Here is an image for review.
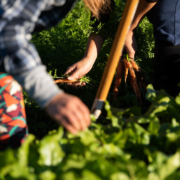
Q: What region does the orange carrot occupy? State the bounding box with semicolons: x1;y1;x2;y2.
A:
123;58;132;83
129;67;141;100
113;61;124;100
112;55;147;103
131;60;147;96
128;73;135;92
54;79;77;84
131;60;139;71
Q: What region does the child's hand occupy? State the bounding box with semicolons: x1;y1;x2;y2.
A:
45;93;91;134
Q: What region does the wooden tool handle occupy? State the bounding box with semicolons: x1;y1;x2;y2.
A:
91;0;140;119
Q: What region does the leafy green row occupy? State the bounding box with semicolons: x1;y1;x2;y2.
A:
1;85;180;180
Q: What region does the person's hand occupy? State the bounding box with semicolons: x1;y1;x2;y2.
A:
64;57;95;86
124;30;137;59
45;93;91;134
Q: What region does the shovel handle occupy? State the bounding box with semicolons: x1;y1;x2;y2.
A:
91;0;140;119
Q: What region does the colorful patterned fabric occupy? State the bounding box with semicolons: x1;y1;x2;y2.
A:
0;73;27;150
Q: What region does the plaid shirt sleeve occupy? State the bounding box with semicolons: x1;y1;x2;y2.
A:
0;0;75;75
0;0;76;108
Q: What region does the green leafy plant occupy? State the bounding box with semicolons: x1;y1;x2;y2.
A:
2;85;180;179
10;1;180;179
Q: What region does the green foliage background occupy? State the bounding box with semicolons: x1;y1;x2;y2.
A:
2;86;180;179
25;0;155;137
2;0;180;179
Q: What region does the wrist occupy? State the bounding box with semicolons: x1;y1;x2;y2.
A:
13;65;64;109
83;55;97;65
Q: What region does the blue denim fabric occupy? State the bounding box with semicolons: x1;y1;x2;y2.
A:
147;0;180;46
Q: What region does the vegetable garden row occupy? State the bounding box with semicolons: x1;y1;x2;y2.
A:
1;1;180;179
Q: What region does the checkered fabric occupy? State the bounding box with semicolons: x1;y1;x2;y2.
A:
0;0;76;74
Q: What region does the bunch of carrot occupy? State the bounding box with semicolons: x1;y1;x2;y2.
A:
54;75;92;86
113;54;146;102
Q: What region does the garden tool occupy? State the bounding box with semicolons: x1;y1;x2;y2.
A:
91;0;140;119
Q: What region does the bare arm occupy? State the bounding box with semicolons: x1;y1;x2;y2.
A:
65;33;104;80
66;0;158;80
84;33;104;60
131;0;157;30
125;0;158;58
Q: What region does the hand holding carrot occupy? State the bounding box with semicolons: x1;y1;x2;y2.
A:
64;34;104;84
65;57;95;80
113;54;146;102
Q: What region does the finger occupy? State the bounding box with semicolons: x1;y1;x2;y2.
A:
65;65;76;75
68;71;81;80
65;111;81;131
68;71;87;80
67;81;84;86
78;103;91;127
81;82;86;86
67;82;74;86
60;117;78;134
72;106;87;131
128;53;135;59
73;81;86;86
72;81;82;86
